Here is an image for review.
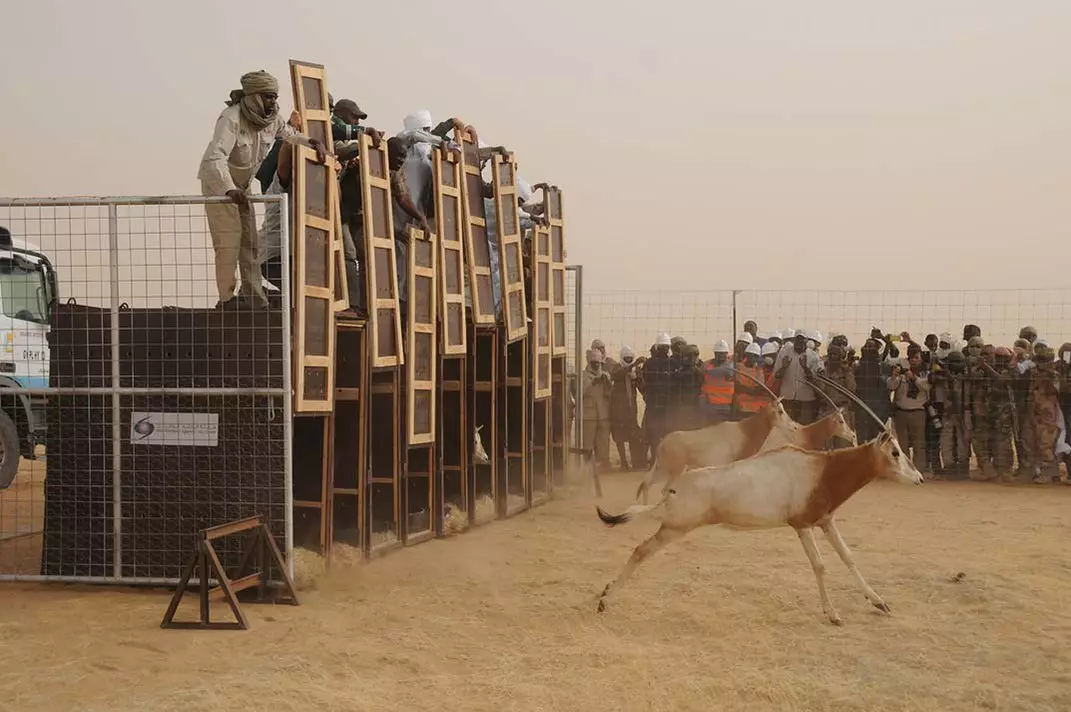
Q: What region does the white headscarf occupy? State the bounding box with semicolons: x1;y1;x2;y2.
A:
403;109;433;132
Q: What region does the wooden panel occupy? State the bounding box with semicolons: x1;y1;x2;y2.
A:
433;146;468;356
360;133;404;368
290;60;340;412
547;186;568;357
491;153;528;344
455;126;495;325
531;223;553;400
407;227;438;445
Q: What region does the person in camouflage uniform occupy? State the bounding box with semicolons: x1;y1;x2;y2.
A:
968;344;999;480
1029;341;1063;483
978;346;1018;481
935;351;970;479
1011;344;1036;480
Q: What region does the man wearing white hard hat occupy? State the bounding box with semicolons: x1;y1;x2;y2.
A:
610;346;645;470
733;332;753;364
700;340;734;425
760;341;781;390
734;342;770;416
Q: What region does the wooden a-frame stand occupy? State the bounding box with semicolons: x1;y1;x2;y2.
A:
161;516;298;631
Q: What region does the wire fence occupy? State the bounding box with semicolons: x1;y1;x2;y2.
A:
574;287;1071;483
581;289;1071;359
0;196;291;583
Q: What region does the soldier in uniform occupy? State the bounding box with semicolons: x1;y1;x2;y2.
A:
978;346;1018;481
968;344;998;481
1012;344;1036;480
637;333;674;455
1029;341;1063;483
935;351;970;479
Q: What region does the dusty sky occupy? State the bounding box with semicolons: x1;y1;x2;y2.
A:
2;1;1069;294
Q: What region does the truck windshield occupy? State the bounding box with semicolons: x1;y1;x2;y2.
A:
0;256;50;325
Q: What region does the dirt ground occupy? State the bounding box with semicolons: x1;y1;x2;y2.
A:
1;472;1070;712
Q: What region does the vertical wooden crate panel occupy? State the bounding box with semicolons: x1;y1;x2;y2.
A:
406;227;438;445
491;154;528;343
547;187;567;357
456;127;496;326
433;146;468;356
289;60;338;413
360;133;404;368
531;224;553;400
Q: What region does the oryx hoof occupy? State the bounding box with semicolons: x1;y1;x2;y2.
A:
872;601;891;614
597;598;607;614
829;615;844;626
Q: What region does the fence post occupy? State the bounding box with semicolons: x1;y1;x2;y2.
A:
108;202;122;578
279;196;294;582
573;265;583;458
732;289;740;343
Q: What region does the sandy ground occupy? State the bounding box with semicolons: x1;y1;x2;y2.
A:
1;472;1070;712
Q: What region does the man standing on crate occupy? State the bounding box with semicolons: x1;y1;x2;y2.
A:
198;70;327;309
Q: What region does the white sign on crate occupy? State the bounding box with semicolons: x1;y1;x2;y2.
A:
130;412;219;447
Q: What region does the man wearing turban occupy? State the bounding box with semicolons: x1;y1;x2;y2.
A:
198;70;327;308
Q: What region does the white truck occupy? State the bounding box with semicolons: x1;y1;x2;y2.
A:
0;226;57;489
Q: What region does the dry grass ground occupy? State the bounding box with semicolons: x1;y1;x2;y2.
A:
0;472;1070;712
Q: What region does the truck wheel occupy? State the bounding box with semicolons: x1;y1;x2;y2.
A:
0;411;21;490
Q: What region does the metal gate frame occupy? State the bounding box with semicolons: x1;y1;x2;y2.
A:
0;194;293;585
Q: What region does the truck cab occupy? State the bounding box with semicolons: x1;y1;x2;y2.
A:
0;226;57;489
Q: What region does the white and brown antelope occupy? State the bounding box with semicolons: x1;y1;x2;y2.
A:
597;385;921;625
635;371;854;504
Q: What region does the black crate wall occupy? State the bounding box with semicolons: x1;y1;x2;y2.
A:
43;304;287;579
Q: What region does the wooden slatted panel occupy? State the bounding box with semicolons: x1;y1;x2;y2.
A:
407;226;438;445
360;132;404;368
289;60;337;412
455;127;495;325
547;187;567;357
491;153;528;343
433;146;468;356
532;224;553;400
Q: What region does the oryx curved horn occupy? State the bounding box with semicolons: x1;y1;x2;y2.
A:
813;374;888;435
727;366;780;402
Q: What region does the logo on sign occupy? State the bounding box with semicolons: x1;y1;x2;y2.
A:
129;412;219;447
132;415;156;441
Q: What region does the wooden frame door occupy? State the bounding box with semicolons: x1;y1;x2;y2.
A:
359;133;404;368
455;127;496;326
491;153;528;343
289;60;338;412
433;146;468;356
547;187;568;357
406;226;438;445
531;224;553;400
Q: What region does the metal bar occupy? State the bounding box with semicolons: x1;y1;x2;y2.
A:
571;265;584;459
280;193;295;583
108;203;122;579
4;387;287;396
0;195;285;207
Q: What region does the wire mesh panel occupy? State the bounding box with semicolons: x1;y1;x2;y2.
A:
360;134;404;369
455;126;496;326
406;227;438;445
433;146;467;357
0;196;291;583
491;154;527;343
